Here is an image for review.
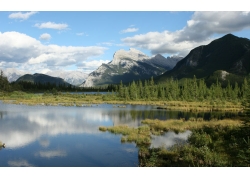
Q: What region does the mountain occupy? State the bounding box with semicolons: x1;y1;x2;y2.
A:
155;34;250;83
81;48;182;87
15;73;71;86
46;70;88;86
1;68;27;82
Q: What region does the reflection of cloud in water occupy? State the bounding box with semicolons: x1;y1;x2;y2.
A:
0;105;112;149
39;138;50;148
150;130;192;149
0;103;164;149
35;150;67;158
8;159;34;167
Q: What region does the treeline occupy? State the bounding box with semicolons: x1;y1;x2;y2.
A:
9;81;116;92
114;76;250;102
0;70;11;91
2;67;250;103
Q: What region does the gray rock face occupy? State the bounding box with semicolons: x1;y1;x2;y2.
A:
46;70;88;86
81;48;182;87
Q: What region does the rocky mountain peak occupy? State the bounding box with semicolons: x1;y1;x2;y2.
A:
111;48;149;65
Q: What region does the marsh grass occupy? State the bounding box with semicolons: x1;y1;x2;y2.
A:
99;125;151;145
0;92;243;111
142;119;242;133
99;118;246;167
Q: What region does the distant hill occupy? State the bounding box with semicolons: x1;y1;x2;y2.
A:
155;34;250;84
15;73;71;86
81;48;182;87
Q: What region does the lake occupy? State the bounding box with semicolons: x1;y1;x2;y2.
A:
0;101;239;167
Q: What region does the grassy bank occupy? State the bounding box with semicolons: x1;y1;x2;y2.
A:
0;91;243;111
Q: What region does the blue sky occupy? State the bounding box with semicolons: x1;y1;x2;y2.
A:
1;2;250;74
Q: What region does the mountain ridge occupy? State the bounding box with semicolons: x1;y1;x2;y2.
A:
81;48;182;87
155;33;250;83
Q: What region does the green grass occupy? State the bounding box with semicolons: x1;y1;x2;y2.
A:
99;125;151;145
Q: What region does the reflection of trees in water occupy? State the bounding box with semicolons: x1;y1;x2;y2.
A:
0;111;7;119
0;112;3;119
111;110;241;127
177;111;240;120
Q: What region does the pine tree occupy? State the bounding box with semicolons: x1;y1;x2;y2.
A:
118;80;124;98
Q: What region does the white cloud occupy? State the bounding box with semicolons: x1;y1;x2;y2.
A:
122;30;212;56
122;11;250;56
0;31;106;73
8;11;37;20
35;22;68;30
39;33;51;41
175;11;250;42
78;59;110;74
120;27;139;34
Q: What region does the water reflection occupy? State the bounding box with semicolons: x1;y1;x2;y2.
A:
0;102;240;150
0;101;241;167
151;130;192;149
35;150;67;159
8;159;34;167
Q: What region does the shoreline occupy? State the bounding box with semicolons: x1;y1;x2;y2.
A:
0;99;243;112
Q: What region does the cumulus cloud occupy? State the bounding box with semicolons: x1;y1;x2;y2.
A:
0;31;106;72
122;11;250;56
120;27;139;34
8;11;37;20
78;59;110;73
35;22;68;30
175;11;250;42
39;33;51;41
122;31;213;56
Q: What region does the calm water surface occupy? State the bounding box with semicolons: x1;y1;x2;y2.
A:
0;101;239;167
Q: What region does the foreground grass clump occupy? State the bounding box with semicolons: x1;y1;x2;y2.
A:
99;118;249;167
99;125;151;145
142;119;242;134
141;119;249;167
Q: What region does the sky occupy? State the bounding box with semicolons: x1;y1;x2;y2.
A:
1;1;250;75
